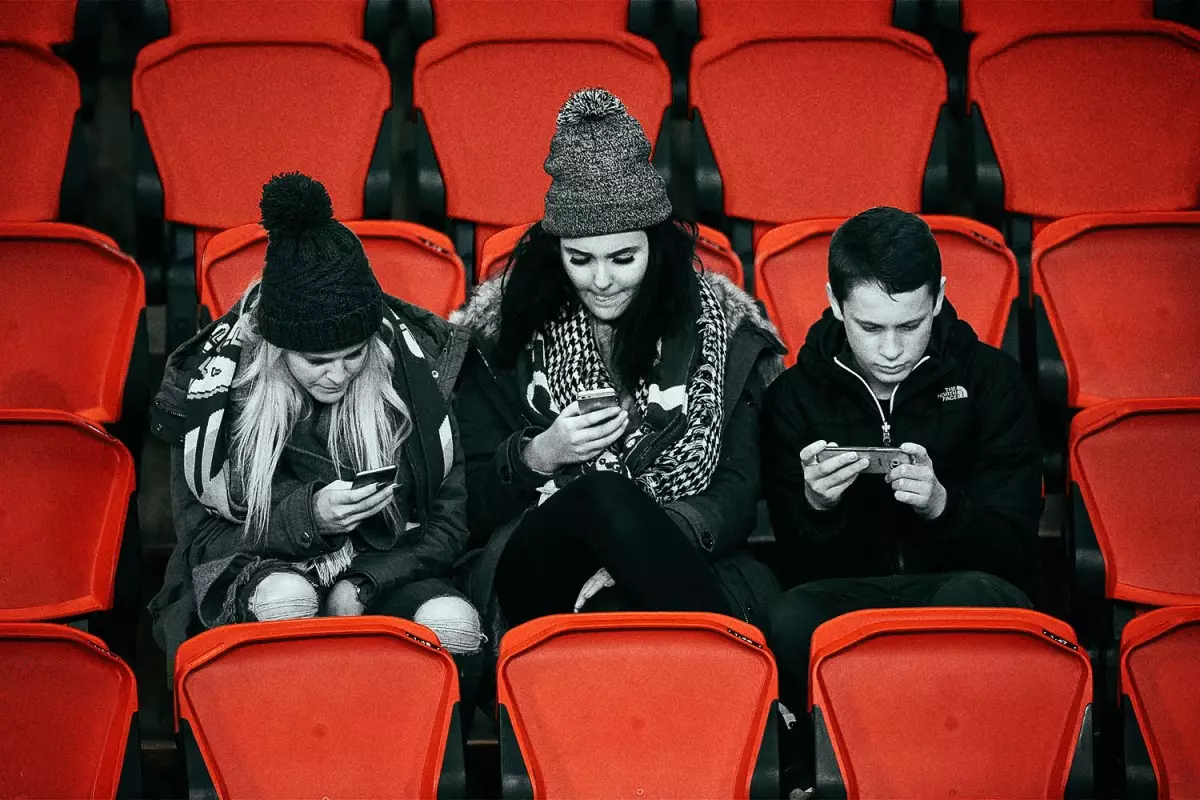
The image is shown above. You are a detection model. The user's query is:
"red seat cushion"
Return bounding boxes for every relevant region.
[201,220,465,319]
[166,0,366,38]
[0,623,136,799]
[970,23,1200,218]
[1034,213,1200,407]
[132,36,389,229]
[757,216,1016,366]
[690,28,945,226]
[0,43,79,222]
[1120,607,1200,797]
[1069,400,1200,605]
[0,411,135,621]
[0,223,145,422]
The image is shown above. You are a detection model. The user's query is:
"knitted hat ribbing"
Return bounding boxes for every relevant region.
[542,88,672,238]
[256,172,382,352]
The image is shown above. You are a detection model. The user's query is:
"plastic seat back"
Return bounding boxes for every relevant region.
[175,617,465,799]
[0,0,78,46]
[0,42,79,222]
[698,0,897,33]
[0,223,144,422]
[960,0,1153,34]
[432,0,631,34]
[201,220,466,319]
[811,608,1093,799]
[690,27,945,230]
[0,410,134,621]
[970,22,1200,222]
[477,221,743,285]
[1120,606,1200,799]
[497,612,778,798]
[757,216,1017,365]
[0,623,136,799]
[165,0,367,38]
[1068,399,1200,606]
[413,28,669,233]
[1033,213,1200,408]
[132,35,389,232]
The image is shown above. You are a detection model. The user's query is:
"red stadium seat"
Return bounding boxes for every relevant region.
[697,0,898,32]
[412,3,671,268]
[497,612,778,798]
[0,410,135,622]
[756,216,1018,366]
[163,0,368,39]
[0,0,78,46]
[1119,606,1200,799]
[476,221,744,285]
[0,41,80,222]
[0,223,145,423]
[175,617,465,798]
[132,34,391,350]
[810,608,1093,799]
[0,623,137,799]
[1068,399,1200,608]
[200,220,466,320]
[1033,213,1200,410]
[969,22,1200,228]
[689,23,948,273]
[959,0,1153,34]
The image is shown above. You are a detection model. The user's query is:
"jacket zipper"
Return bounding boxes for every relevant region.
[832,355,929,572]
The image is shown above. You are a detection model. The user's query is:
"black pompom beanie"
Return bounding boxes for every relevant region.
[256,172,382,352]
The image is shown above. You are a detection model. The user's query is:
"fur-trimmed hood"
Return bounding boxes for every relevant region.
[451,271,785,380]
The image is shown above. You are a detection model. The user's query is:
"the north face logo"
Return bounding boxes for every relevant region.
[938,385,969,402]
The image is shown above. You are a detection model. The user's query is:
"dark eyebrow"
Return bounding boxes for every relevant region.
[564,247,593,257]
[305,343,367,363]
[605,246,639,258]
[851,314,926,329]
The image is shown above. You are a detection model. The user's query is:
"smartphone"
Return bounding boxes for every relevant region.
[578,387,620,414]
[815,446,914,474]
[350,464,398,490]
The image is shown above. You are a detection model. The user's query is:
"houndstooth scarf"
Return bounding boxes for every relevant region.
[525,275,728,504]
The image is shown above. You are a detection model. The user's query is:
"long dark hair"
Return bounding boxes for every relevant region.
[494,217,701,389]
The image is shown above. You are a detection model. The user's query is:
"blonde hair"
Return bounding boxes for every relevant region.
[230,286,412,542]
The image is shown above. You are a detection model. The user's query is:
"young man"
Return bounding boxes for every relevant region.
[760,207,1041,787]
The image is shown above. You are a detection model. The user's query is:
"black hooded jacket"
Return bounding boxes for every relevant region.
[761,303,1041,592]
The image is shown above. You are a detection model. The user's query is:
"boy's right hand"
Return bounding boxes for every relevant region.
[313,480,396,536]
[800,440,870,512]
[523,400,629,474]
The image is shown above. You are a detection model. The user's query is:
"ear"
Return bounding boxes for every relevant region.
[932,276,946,317]
[825,282,844,321]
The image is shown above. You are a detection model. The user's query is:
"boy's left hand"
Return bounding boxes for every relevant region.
[887,443,948,521]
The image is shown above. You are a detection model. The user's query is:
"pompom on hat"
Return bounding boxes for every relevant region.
[256,172,382,352]
[541,88,672,238]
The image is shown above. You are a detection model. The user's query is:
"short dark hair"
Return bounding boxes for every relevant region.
[494,217,700,388]
[828,207,941,304]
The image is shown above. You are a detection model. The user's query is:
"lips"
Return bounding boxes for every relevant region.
[875,364,909,375]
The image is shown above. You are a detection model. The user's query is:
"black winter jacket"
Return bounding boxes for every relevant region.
[761,303,1041,592]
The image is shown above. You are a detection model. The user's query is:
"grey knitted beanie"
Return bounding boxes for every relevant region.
[256,172,382,353]
[542,88,672,238]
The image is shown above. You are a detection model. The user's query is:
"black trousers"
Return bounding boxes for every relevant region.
[766,571,1032,787]
[494,472,732,625]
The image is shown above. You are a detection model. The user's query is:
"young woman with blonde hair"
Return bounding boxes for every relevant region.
[149,173,483,674]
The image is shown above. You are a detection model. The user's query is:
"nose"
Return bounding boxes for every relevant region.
[592,262,613,290]
[879,330,903,361]
[325,360,348,386]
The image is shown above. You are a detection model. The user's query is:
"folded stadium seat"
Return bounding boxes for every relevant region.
[1118,606,1200,800]
[132,33,393,352]
[689,7,950,292]
[0,410,135,622]
[497,612,779,798]
[0,623,137,800]
[968,22,1200,273]
[411,0,671,272]
[175,616,465,798]
[0,222,145,423]
[476,221,744,285]
[809,607,1094,799]
[756,216,1018,366]
[200,219,466,321]
[0,40,85,222]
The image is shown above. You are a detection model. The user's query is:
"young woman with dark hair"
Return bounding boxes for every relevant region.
[453,89,785,635]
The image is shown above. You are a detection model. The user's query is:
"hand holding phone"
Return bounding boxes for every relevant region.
[815,447,915,475]
[523,391,628,473]
[799,440,872,512]
[350,464,398,491]
[313,466,398,536]
[577,387,620,414]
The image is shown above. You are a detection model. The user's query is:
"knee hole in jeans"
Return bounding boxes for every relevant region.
[413,595,485,655]
[247,571,319,622]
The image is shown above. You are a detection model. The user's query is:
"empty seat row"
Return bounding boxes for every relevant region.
[9,608,1193,799]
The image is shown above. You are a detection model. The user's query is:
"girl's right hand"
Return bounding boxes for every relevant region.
[312,480,396,536]
[523,401,629,474]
